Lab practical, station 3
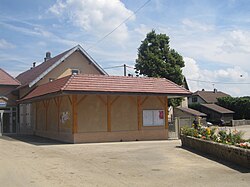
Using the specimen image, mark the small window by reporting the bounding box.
[71,69,80,75]
[192,97,198,103]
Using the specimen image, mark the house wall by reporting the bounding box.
[32,94,168,143]
[188,96,205,105]
[38,51,103,86]
[34,95,73,142]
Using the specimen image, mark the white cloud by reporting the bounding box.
[183,57,250,96]
[221,30,250,54]
[182,18,214,31]
[49,0,134,43]
[0,39,15,49]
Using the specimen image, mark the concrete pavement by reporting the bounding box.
[0,136,249,187]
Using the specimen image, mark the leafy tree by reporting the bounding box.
[135,30,185,106]
[217,96,250,119]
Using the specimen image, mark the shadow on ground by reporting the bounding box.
[176,145,250,174]
[0,135,67,146]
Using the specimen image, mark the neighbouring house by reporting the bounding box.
[0,44,191,143]
[188,89,230,105]
[188,89,234,125]
[174,107,207,127]
[0,68,20,134]
[200,104,234,125]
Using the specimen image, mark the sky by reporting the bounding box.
[0,0,250,96]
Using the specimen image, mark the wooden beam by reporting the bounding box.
[157,96,165,107]
[68,95,72,106]
[43,100,50,131]
[111,96,120,106]
[165,96,169,129]
[35,102,39,130]
[141,96,148,105]
[72,95,78,134]
[137,96,142,130]
[97,95,107,105]
[54,97,62,133]
[107,95,111,132]
[77,95,87,106]
[129,96,136,105]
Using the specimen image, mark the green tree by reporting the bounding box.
[135,30,185,106]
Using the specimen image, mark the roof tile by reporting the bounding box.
[0,68,20,86]
[21,74,192,101]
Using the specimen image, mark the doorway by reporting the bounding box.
[0,107,17,134]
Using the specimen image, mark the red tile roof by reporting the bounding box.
[0,68,20,86]
[21,74,192,101]
[16,48,71,86]
[201,104,234,114]
[193,90,230,103]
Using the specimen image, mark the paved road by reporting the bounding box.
[0,136,249,187]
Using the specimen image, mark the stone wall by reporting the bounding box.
[181,135,250,169]
[232,120,250,126]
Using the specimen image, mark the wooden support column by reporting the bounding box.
[107,96,111,132]
[35,102,39,130]
[43,100,50,131]
[54,97,62,133]
[165,96,169,129]
[137,96,142,130]
[72,95,78,134]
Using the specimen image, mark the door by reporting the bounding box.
[3,112,11,133]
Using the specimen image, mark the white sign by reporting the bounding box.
[61,111,70,124]
[143,110,165,126]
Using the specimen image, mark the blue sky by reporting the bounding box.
[0,0,250,96]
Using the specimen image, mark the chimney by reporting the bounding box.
[44,52,51,62]
[33,62,36,68]
[202,89,205,91]
[214,88,217,93]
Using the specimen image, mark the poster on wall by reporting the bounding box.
[143,110,165,126]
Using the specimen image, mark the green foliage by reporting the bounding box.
[217,96,250,119]
[135,30,185,106]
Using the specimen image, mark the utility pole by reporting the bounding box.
[123,64,126,76]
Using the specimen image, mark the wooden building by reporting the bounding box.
[20,74,191,143]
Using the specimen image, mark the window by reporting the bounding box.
[143,110,165,126]
[192,97,198,103]
[71,69,80,75]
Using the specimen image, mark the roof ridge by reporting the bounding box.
[61,74,75,91]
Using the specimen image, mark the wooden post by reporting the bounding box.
[43,100,50,131]
[137,96,142,130]
[107,96,111,132]
[35,102,38,130]
[165,96,169,129]
[72,95,78,134]
[54,97,62,133]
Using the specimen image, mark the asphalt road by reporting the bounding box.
[0,136,249,187]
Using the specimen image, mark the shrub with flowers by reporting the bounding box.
[181,126,250,149]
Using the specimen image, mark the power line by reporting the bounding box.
[86,0,152,51]
[187,78,250,85]
[103,65,124,69]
